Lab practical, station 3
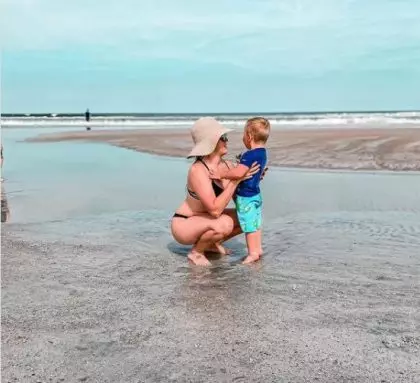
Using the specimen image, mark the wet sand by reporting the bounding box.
[2,210,420,383]
[28,126,420,171]
[2,128,420,382]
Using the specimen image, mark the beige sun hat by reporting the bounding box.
[187,117,232,158]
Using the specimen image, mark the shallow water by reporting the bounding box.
[1,127,190,223]
[2,127,420,382]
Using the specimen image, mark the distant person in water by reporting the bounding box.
[85,108,91,130]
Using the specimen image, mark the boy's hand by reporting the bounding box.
[261,167,268,180]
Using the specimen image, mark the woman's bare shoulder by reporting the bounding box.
[188,161,208,182]
[189,160,204,173]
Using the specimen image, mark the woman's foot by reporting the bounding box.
[187,250,211,266]
[242,253,261,264]
[205,243,232,256]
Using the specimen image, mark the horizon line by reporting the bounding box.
[2,109,420,116]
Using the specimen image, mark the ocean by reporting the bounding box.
[2,125,420,382]
[2,110,420,128]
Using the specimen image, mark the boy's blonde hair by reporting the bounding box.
[245,117,271,143]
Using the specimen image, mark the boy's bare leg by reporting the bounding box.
[257,229,263,256]
[242,230,262,264]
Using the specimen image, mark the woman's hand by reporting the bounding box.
[242,162,260,180]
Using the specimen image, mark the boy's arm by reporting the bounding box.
[218,164,249,180]
[209,163,249,181]
[214,152,254,180]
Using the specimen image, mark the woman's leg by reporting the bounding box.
[205,208,242,255]
[190,230,225,265]
[171,213,235,265]
[219,208,242,242]
[171,213,234,245]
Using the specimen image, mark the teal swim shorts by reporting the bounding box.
[235,193,263,233]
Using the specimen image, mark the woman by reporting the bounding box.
[170,117,261,266]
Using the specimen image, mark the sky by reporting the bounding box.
[2,0,420,113]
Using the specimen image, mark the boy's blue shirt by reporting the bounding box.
[235,147,267,197]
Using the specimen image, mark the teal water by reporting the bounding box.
[2,126,420,261]
[2,127,420,224]
[2,128,189,223]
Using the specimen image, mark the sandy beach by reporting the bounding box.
[2,127,420,382]
[3,0,420,380]
[28,126,420,171]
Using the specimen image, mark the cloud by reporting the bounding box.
[2,0,420,75]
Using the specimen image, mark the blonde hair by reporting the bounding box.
[245,117,270,143]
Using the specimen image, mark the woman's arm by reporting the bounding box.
[218,160,236,189]
[216,160,268,182]
[188,164,239,218]
[188,162,261,218]
[211,159,262,183]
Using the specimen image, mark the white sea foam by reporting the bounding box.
[1,112,419,128]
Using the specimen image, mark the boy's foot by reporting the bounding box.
[242,253,261,264]
[187,251,211,266]
[205,243,232,256]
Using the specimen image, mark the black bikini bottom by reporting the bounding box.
[173,213,190,219]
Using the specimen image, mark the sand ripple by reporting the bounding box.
[28,126,420,171]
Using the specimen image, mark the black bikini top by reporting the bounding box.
[187,158,229,199]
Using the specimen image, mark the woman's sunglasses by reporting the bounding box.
[219,134,228,142]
